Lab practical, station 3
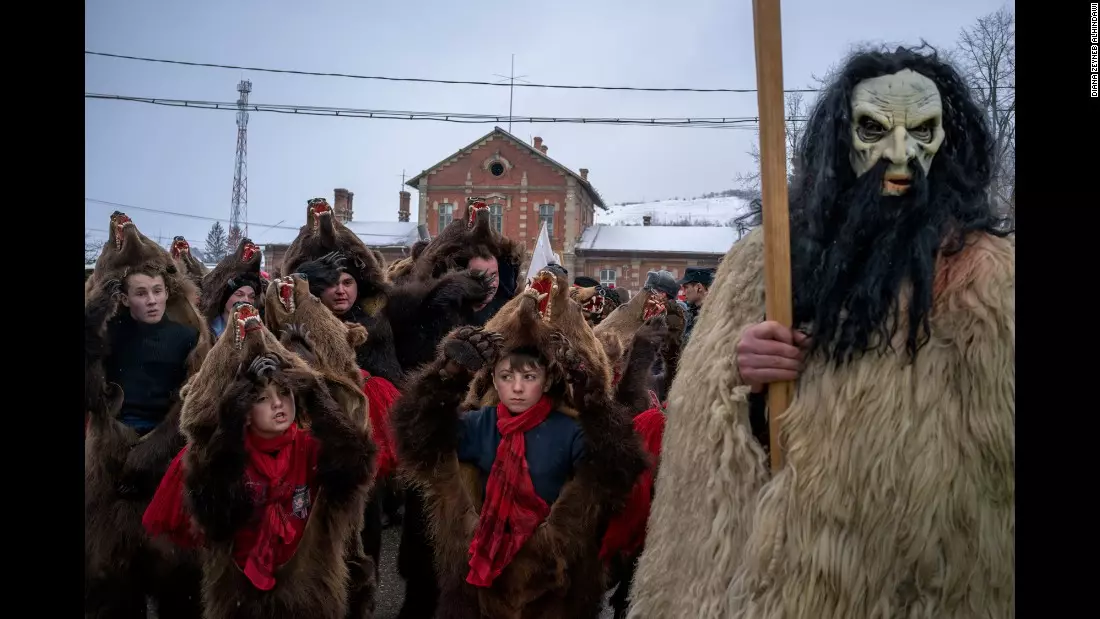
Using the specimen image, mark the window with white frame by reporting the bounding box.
[539,203,554,236]
[439,203,454,229]
[599,268,616,287]
[489,203,503,233]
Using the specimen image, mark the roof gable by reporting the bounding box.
[405,126,606,209]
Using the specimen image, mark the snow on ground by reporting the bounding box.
[596,196,750,226]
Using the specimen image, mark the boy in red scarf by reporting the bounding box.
[143,303,375,619]
[391,322,646,619]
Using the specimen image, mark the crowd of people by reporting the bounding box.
[84,44,1013,619]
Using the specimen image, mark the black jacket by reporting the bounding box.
[105,313,198,433]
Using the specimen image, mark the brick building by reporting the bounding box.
[261,131,736,295]
[573,218,732,295]
[405,127,605,277]
[261,187,420,273]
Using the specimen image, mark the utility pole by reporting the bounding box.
[508,54,515,132]
[493,56,529,133]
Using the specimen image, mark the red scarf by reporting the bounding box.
[466,395,554,587]
[599,407,667,561]
[238,425,316,590]
[142,424,318,591]
[359,369,400,480]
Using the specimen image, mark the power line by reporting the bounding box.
[85,197,302,231]
[85,50,1016,93]
[85,93,801,127]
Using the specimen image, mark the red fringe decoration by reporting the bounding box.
[598,408,666,561]
[360,370,400,480]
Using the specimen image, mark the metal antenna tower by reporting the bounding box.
[228,79,252,249]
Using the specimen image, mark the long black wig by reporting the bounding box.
[788,43,1012,366]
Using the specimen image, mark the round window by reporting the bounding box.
[490,162,505,177]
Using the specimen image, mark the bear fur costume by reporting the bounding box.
[173,303,376,619]
[406,199,525,291]
[84,212,212,619]
[594,288,685,400]
[388,200,527,619]
[199,237,267,327]
[279,198,494,383]
[263,273,381,617]
[390,268,647,619]
[170,235,208,294]
[264,273,370,433]
[384,239,429,284]
[461,268,612,411]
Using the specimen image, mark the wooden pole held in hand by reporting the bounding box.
[751,0,794,472]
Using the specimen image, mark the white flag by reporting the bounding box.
[525,221,558,285]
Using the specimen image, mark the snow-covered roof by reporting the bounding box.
[597,196,749,226]
[344,221,420,247]
[576,225,737,256]
[265,221,420,248]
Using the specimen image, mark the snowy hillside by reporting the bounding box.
[596,196,751,226]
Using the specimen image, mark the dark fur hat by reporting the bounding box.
[279,198,390,315]
[199,237,265,326]
[462,267,611,411]
[294,254,348,300]
[179,302,321,440]
[410,198,526,291]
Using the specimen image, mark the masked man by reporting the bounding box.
[628,45,1014,619]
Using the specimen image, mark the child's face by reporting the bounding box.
[247,383,296,438]
[492,359,548,413]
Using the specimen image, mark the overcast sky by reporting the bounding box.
[85,0,1012,251]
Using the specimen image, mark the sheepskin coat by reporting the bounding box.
[628,226,1015,619]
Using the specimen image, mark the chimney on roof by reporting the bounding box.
[539,144,548,155]
[398,191,411,223]
[642,215,652,226]
[333,188,354,223]
[533,136,543,150]
[579,168,589,181]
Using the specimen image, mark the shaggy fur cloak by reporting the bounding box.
[263,273,380,617]
[391,269,647,619]
[599,316,675,619]
[264,274,370,433]
[407,200,525,291]
[594,288,685,399]
[627,227,1015,619]
[463,269,612,411]
[176,304,376,619]
[199,237,266,327]
[388,201,527,619]
[84,212,212,619]
[384,239,429,283]
[85,213,212,488]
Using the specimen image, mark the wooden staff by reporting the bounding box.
[751,0,794,472]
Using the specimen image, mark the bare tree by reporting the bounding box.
[955,7,1015,227]
[733,89,814,238]
[85,232,105,263]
